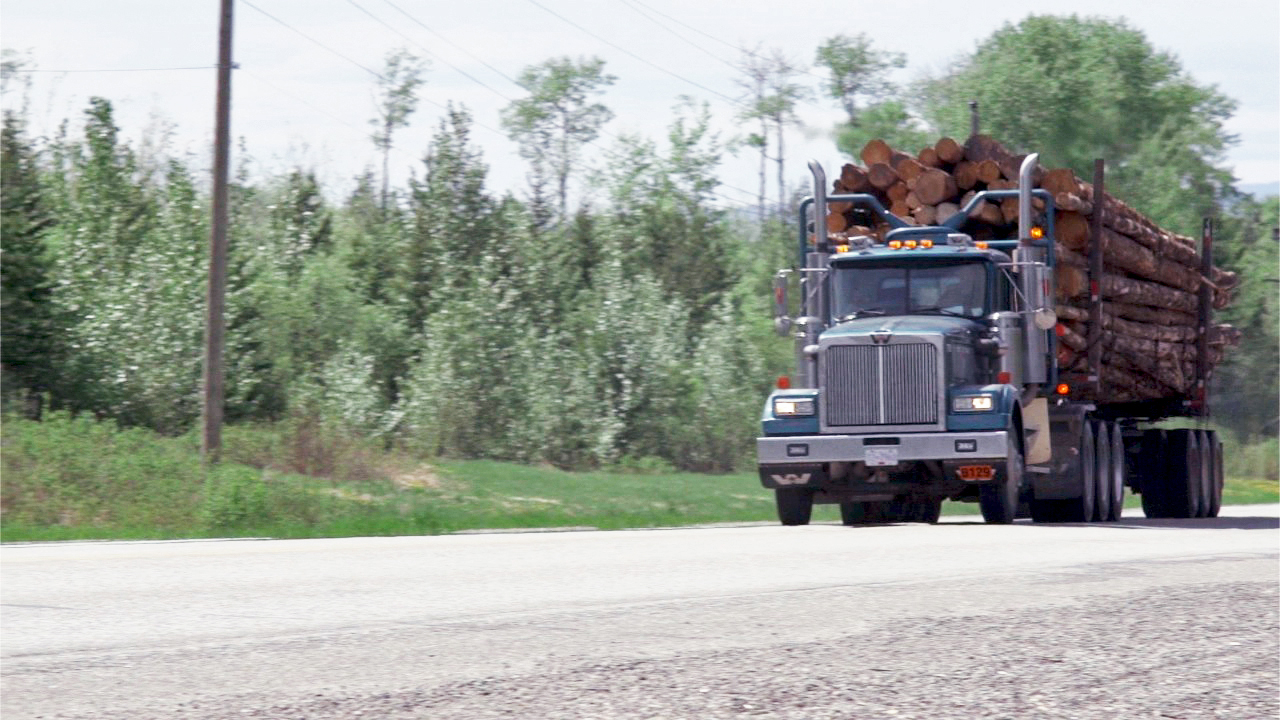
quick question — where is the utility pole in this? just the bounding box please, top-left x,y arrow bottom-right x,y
202,0 -> 233,463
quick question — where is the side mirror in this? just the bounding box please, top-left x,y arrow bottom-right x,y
1032,307 -> 1058,331
773,271 -> 792,337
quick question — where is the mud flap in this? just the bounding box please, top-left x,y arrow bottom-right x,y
759,464 -> 828,489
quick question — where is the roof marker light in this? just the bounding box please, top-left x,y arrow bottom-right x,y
904,240 -> 918,249
1056,383 -> 1070,395
975,241 -> 989,250
921,239 -> 934,249
888,240 -> 902,249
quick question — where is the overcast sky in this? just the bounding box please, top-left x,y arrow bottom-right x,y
3,0 -> 1277,209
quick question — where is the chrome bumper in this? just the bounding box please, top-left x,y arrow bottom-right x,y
757,431 -> 1008,465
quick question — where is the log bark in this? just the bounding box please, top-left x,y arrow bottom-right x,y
914,168 -> 959,206
976,159 -> 1002,185
839,164 -> 870,193
861,139 -> 893,167
936,202 -> 960,224
935,137 -> 964,164
867,163 -> 898,190
954,161 -> 979,191
917,146 -> 941,168
912,204 -> 937,226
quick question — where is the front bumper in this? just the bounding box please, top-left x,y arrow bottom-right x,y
757,430 -> 1008,465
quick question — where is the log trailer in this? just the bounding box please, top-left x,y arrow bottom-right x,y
757,155 -> 1224,525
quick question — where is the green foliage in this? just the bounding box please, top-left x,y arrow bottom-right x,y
918,15 -> 1237,222
814,33 -> 906,126
1,110 -> 63,413
370,48 -> 426,210
1212,195 -> 1279,442
501,56 -> 616,218
834,100 -> 932,160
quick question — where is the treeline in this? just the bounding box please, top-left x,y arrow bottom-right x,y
2,15 -> 1277,473
1,97 -> 793,471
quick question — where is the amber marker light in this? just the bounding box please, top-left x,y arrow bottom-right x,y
904,240 -> 918,249
1030,226 -> 1045,239
1056,383 -> 1070,395
888,240 -> 903,249
975,241 -> 989,249
920,239 -> 934,248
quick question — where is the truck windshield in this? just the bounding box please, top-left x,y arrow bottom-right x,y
831,261 -> 988,321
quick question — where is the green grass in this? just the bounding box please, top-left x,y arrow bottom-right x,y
2,413 -> 1276,542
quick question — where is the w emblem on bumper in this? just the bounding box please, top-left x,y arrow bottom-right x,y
771,473 -> 811,486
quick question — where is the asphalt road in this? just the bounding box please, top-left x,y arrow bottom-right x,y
3,505 -> 1277,719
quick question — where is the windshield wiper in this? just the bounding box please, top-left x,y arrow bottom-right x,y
837,308 -> 886,323
912,305 -> 969,318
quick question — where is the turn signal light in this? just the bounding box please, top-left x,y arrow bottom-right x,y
1056,383 -> 1070,395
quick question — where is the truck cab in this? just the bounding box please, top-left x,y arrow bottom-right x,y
757,158 -> 1055,526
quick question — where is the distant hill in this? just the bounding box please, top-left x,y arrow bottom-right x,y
1238,182 -> 1279,198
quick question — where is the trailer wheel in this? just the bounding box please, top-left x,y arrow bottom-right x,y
1139,430 -> 1170,518
979,431 -> 1022,524
1092,421 -> 1112,522
1108,422 -> 1126,521
1207,432 -> 1223,518
775,487 -> 814,526
1200,430 -> 1217,518
1161,429 -> 1201,519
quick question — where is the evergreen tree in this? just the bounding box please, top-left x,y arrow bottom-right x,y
1,110 -> 61,415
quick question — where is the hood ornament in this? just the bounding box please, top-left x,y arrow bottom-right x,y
871,329 -> 892,345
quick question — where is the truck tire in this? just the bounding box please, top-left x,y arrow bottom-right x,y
1196,430 -> 1213,518
1139,429 -> 1171,518
1207,432 -> 1223,518
912,497 -> 943,524
775,487 -> 814,526
1108,422 -> 1126,521
1061,421 -> 1096,523
1093,421 -> 1112,523
1163,429 -> 1201,519
979,431 -> 1022,524
840,501 -> 883,525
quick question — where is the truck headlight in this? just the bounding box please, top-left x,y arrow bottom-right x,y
773,398 -> 816,417
952,395 -> 995,412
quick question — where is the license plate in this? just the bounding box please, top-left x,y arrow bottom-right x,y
957,465 -> 995,481
866,447 -> 898,467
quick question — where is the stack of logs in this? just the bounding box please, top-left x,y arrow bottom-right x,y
825,134 -> 1240,405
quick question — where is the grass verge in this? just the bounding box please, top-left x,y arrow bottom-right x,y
2,414 -> 1276,542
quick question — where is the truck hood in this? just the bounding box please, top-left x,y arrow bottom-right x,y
821,314 -> 983,342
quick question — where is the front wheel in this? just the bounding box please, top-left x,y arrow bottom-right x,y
980,431 -> 1023,524
776,487 -> 814,526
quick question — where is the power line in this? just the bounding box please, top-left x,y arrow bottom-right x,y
343,0 -> 516,102
237,0 -> 510,140
8,66 -> 214,73
519,0 -> 745,109
378,0 -> 524,88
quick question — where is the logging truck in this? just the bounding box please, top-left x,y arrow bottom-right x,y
757,152 -> 1225,525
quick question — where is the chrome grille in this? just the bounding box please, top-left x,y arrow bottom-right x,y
825,343 -> 938,426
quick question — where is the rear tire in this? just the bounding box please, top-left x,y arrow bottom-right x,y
1162,429 -> 1201,519
1208,432 -> 1223,518
1197,430 -> 1213,518
776,488 -> 814,526
1093,421 -> 1112,523
1062,422 -> 1096,523
1108,422 -> 1126,521
1140,430 -> 1171,518
980,431 -> 1023,524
